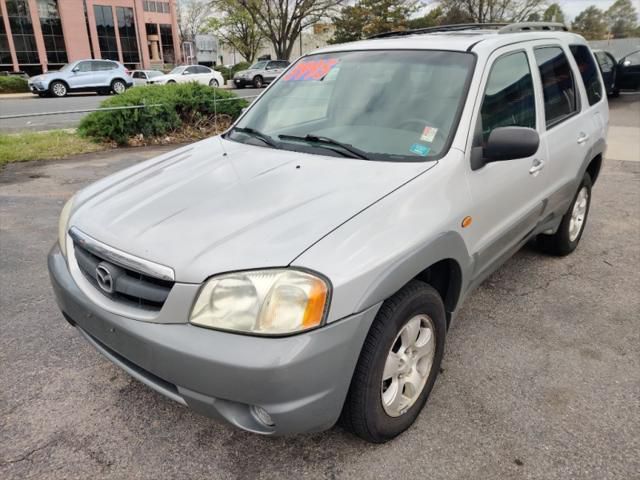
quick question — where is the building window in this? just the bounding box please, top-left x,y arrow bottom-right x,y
159,24 -> 174,64
93,5 -> 118,61
116,7 -> 139,65
1,14 -> 13,66
6,0 -> 39,65
144,2 -> 170,14
37,0 -> 67,65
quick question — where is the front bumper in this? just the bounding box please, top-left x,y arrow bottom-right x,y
48,244 -> 379,435
233,78 -> 250,87
28,82 -> 47,93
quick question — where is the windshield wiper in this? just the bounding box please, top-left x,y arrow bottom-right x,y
278,134 -> 370,160
232,127 -> 279,148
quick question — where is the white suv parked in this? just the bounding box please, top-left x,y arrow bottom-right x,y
49,23 -> 608,443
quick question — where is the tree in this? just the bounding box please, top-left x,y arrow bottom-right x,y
238,0 -> 345,60
571,6 -> 607,40
543,3 -> 565,24
439,0 -> 546,23
330,0 -> 418,43
178,0 -> 214,43
205,0 -> 264,63
606,0 -> 639,38
407,6 -> 444,29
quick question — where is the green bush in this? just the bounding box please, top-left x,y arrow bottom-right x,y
215,61 -> 251,82
0,76 -> 29,94
78,82 -> 248,145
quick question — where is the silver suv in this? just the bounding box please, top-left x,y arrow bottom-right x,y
28,60 -> 133,97
49,23 -> 608,443
233,59 -> 290,88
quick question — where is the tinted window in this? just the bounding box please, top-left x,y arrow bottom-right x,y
132,71 -> 145,79
570,45 -> 603,106
477,51 -> 536,144
535,47 -> 579,127
595,52 -> 615,73
625,51 -> 640,66
184,66 -> 197,74
196,66 -> 210,74
76,61 -> 91,72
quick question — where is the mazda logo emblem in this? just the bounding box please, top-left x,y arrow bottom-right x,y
96,263 -> 115,294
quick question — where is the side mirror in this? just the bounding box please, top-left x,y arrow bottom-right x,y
472,126 -> 539,169
72,67 -> 80,73
183,70 -> 190,75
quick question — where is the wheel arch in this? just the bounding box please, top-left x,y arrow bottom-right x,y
49,78 -> 69,89
352,231 -> 471,327
586,153 -> 603,185
110,77 -> 127,86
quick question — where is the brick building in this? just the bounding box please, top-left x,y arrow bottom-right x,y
0,0 -> 182,75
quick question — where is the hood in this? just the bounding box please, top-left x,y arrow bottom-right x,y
31,72 -> 56,82
71,137 -> 434,283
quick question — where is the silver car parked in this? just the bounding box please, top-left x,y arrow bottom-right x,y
28,60 -> 133,97
233,59 -> 290,88
49,23 -> 608,443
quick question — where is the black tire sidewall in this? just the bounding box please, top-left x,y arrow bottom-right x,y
557,173 -> 593,253
362,284 -> 446,441
253,76 -> 263,88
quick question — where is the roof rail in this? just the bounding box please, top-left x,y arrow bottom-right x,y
368,22 -> 568,40
498,22 -> 568,33
368,23 -> 507,39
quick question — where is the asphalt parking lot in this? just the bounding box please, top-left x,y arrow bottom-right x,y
0,95 -> 638,479
0,87 -> 262,133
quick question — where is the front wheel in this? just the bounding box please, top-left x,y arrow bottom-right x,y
49,81 -> 67,97
537,172 -> 592,256
341,280 -> 446,443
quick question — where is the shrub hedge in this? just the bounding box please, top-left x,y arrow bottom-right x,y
215,62 -> 251,82
78,82 -> 248,145
0,76 -> 29,94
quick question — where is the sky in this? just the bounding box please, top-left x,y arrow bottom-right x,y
418,0 -> 640,21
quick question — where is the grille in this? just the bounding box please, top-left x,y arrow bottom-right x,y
73,240 -> 174,311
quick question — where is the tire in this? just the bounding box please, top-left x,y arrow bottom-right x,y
209,78 -> 219,87
253,75 -> 263,88
537,172 -> 592,256
49,80 -> 67,97
341,280 -> 446,443
111,79 -> 126,95
167,80 -> 176,84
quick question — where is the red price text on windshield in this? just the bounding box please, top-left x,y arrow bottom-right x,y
283,58 -> 339,81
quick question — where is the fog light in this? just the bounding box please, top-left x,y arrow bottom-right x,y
251,405 -> 275,427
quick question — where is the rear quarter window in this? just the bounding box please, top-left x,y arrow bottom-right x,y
569,45 -> 603,106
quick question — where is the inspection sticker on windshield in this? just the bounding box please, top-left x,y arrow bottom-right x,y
409,143 -> 431,156
420,126 -> 438,143
284,58 -> 339,81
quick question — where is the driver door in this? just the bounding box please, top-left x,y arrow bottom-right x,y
180,66 -> 198,84
464,47 -> 549,283
67,61 -> 94,88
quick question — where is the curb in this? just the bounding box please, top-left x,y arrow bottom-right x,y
0,92 -> 33,99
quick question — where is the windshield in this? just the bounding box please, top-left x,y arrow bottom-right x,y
230,50 -> 475,161
169,66 -> 186,75
249,61 -> 268,70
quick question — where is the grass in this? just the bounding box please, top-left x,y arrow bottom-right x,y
0,130 -> 108,166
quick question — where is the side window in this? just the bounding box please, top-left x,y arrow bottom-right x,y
569,45 -> 603,106
534,46 -> 579,127
595,52 -> 614,73
624,51 -> 640,66
76,61 -> 92,72
183,66 -> 196,75
197,66 -> 211,74
476,51 -> 536,145
132,71 -> 145,79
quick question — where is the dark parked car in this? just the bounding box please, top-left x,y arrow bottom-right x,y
594,49 -> 640,96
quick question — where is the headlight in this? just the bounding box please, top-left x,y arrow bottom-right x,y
190,269 -> 329,335
58,195 -> 75,257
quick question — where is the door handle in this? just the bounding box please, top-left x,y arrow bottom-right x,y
577,132 -> 590,144
529,158 -> 545,175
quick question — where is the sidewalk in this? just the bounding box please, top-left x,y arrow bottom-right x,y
0,92 -> 33,99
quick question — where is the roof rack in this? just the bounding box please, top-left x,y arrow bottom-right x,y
369,23 -> 507,39
368,21 -> 568,40
498,22 -> 568,33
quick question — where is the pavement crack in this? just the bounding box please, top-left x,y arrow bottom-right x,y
0,439 -> 56,466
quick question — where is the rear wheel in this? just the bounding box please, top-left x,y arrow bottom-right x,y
253,75 -> 263,88
341,280 -> 446,443
49,81 -> 67,97
209,78 -> 219,87
111,79 -> 126,95
537,173 -> 592,256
